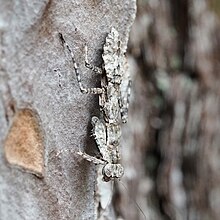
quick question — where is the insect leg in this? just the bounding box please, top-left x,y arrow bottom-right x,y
119,79 -> 131,123
84,44 -> 103,74
77,151 -> 106,165
59,33 -> 104,94
91,116 -> 111,162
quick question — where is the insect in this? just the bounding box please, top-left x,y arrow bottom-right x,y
59,28 -> 148,220
59,28 -> 131,182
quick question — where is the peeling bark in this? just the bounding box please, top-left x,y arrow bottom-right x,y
4,108 -> 44,177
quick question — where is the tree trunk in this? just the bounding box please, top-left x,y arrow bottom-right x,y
1,0 -> 220,220
0,1 -> 135,219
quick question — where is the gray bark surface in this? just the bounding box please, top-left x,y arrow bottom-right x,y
0,1 -> 136,219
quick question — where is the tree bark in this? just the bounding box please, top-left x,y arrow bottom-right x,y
0,1 -> 136,219
117,0 -> 220,220
2,0 -> 220,220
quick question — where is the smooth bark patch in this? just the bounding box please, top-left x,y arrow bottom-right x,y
4,109 -> 44,177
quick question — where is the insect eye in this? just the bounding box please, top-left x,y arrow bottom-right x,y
112,141 -> 118,146
115,164 -> 124,178
103,164 -> 112,178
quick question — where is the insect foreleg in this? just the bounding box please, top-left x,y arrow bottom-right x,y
59,33 -> 104,94
84,45 -> 103,74
77,151 -> 106,165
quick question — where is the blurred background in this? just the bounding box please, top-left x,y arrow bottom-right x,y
117,0 -> 220,219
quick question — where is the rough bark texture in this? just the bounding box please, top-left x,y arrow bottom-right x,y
0,1 -> 136,219
117,0 -> 220,220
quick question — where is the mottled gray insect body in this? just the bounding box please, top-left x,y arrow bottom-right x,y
59,28 -> 130,181
103,28 -> 124,85
102,85 -> 121,124
91,116 -> 123,182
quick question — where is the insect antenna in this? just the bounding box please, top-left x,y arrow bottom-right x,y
118,180 -> 147,220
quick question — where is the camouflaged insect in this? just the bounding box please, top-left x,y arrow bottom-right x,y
59,28 -> 131,182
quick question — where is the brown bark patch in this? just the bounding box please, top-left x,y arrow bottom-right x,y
4,109 -> 44,177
